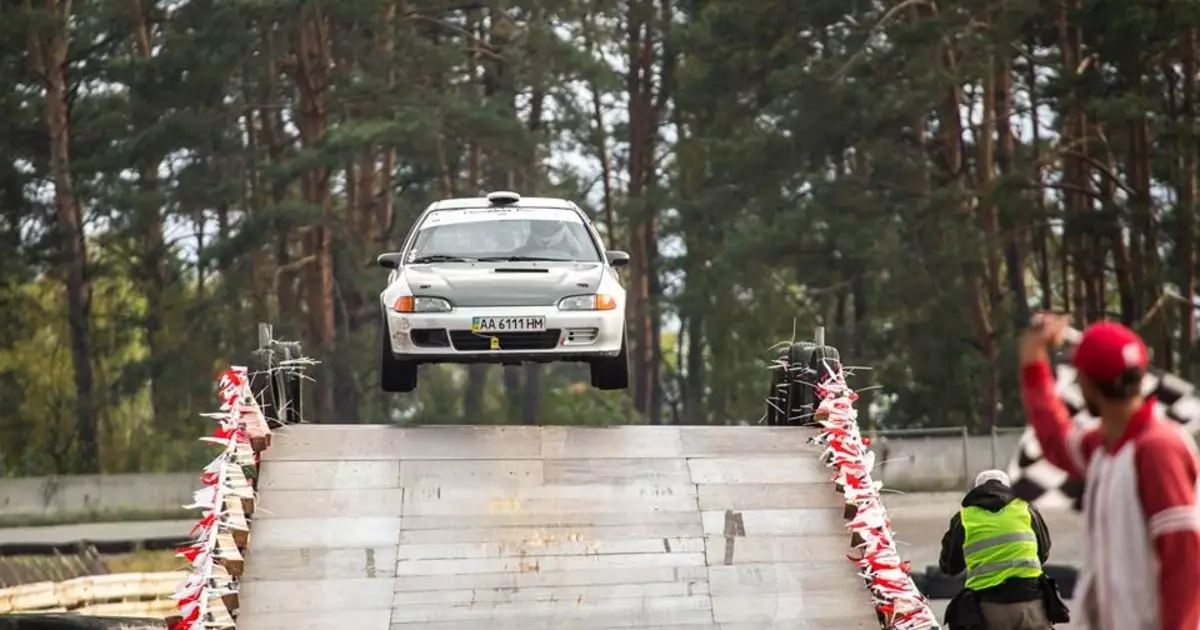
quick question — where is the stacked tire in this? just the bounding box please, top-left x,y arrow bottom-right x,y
765,342 -> 840,426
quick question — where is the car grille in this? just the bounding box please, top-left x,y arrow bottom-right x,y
449,330 -> 562,351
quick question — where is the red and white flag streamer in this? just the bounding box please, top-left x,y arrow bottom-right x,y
171,366 -> 269,630
809,365 -> 942,630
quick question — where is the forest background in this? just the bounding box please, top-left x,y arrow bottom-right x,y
2,0 -> 1197,475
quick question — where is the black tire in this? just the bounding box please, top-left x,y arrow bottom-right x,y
380,322 -> 418,393
591,335 -> 629,390
807,345 -> 841,385
783,342 -> 816,425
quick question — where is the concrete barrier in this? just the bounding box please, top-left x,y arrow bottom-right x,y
872,432 -> 1024,491
0,474 -> 196,520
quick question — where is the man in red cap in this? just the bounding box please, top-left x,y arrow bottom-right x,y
1020,314 -> 1200,630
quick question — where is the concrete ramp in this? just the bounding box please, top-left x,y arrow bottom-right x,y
237,425 -> 880,629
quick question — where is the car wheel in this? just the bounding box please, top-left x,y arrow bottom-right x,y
380,321 -> 418,393
591,335 -> 629,390
764,347 -> 791,425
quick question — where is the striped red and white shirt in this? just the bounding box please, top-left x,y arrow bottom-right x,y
1022,361 -> 1200,630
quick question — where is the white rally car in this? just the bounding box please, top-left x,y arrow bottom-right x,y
376,191 -> 630,393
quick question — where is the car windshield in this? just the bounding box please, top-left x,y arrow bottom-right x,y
407,208 -> 601,263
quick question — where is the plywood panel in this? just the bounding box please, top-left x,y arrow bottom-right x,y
399,460 -> 544,487
711,593 -> 876,624
543,458 -> 691,485
703,535 -> 852,565
390,594 -> 713,625
258,461 -> 400,490
249,517 -> 401,550
700,509 -> 847,537
396,537 -> 706,561
687,457 -> 830,484
256,488 -> 404,519
680,427 -> 822,456
394,551 -> 706,577
706,562 -> 865,596
401,495 -> 698,517
540,426 -> 683,459
398,522 -> 705,545
239,610 -> 390,630
243,547 -> 398,581
239,578 -> 395,614
393,426 -> 545,459
697,483 -> 842,511
399,510 -> 698,530
392,580 -> 708,606
393,565 -> 709,592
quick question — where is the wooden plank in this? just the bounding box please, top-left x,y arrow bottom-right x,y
242,547 -> 398,581
540,426 -> 683,459
249,517 -> 401,550
706,562 -> 866,596
700,509 -> 847,537
394,551 -> 707,577
543,458 -> 691,485
687,457 -> 829,484
403,483 -> 696,501
264,427 -> 408,461
711,593 -> 878,624
389,594 -> 713,625
390,618 -> 719,630
393,426 -> 544,459
697,484 -> 842,511
719,621 -> 879,630
680,427 -> 821,457
703,535 -> 852,565
398,522 -> 705,545
259,461 -> 400,490
393,565 -> 709,592
399,460 -> 544,487
238,610 -> 391,630
401,495 -> 698,517
391,580 -> 707,606
399,510 -> 699,530
239,578 -> 395,614
396,537 -> 706,560
256,488 -> 404,519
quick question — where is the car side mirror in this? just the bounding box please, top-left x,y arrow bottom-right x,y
377,252 -> 405,269
606,250 -> 630,268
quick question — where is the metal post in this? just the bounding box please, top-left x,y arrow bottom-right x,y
961,426 -> 971,492
990,426 -> 998,468
814,326 -> 825,346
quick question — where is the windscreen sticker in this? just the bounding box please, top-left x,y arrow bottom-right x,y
419,207 -> 583,228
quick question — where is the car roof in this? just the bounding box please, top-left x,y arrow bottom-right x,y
428,196 -> 578,211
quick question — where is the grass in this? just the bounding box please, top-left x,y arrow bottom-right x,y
103,549 -> 184,573
0,508 -> 196,529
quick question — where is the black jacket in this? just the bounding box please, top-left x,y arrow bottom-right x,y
938,480 -> 1052,603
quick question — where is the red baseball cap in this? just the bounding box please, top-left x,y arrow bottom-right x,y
1072,321 -> 1148,384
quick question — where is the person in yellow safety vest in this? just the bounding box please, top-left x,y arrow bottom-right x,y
939,469 -> 1070,629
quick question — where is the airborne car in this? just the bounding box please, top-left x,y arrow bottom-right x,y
376,191 -> 630,393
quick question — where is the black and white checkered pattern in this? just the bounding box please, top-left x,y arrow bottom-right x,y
1006,361 -> 1200,510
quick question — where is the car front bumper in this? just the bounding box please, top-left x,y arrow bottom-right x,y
385,305 -> 624,363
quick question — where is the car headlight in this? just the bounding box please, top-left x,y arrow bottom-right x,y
392,296 -> 453,313
558,294 -> 618,311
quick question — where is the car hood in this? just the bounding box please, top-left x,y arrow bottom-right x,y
403,261 -> 606,307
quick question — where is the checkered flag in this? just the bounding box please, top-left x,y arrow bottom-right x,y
1006,361 -> 1200,511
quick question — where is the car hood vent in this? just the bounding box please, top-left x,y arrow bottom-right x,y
494,268 -> 550,273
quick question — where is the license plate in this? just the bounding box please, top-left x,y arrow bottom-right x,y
471,316 -> 546,333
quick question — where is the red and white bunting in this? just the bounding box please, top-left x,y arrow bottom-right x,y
809,366 -> 942,630
171,366 -> 267,630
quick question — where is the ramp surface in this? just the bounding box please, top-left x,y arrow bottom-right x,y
238,425 -> 879,629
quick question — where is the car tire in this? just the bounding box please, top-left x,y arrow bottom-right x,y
807,344 -> 841,385
591,335 -> 629,390
765,347 -> 791,425
380,321 -> 418,393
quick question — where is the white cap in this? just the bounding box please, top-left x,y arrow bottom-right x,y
975,469 -> 1011,487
